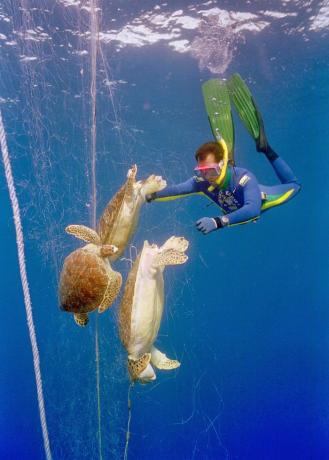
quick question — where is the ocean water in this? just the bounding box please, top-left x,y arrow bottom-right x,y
0,1 -> 328,459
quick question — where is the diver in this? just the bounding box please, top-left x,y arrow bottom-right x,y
146,74 -> 301,234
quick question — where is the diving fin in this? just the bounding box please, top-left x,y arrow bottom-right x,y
227,73 -> 269,153
202,79 -> 235,164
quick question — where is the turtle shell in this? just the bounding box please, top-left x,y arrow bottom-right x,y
118,254 -> 141,348
59,248 -> 109,314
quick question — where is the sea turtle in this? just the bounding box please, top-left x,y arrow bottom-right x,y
119,236 -> 189,383
59,225 -> 122,326
98,164 -> 166,261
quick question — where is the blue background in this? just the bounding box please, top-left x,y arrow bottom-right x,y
0,1 -> 329,459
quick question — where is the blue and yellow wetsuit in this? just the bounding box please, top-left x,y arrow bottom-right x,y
154,156 -> 301,227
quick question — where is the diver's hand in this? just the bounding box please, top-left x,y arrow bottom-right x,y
145,192 -> 156,203
196,217 -> 220,235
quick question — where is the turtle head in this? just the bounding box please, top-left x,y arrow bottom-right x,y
100,244 -> 118,258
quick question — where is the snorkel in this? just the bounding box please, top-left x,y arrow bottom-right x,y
207,130 -> 229,191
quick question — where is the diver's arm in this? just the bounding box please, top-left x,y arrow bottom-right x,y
220,174 -> 262,227
147,177 -> 201,202
196,173 -> 262,234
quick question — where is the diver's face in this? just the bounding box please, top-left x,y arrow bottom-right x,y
196,153 -> 221,183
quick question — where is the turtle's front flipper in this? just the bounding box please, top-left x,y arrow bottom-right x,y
151,346 -> 181,370
66,225 -> 101,244
98,270 -> 122,313
154,249 -> 188,267
74,313 -> 89,327
160,236 -> 189,253
127,164 -> 137,179
140,175 -> 167,201
124,164 -> 138,201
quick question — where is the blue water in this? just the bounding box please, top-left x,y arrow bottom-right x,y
1,2 -> 329,459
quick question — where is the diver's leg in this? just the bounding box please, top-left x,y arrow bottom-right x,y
260,143 -> 301,210
261,182 -> 301,211
228,74 -> 301,190
270,156 -> 299,184
261,142 -> 299,185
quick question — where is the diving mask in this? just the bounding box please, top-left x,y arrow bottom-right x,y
194,161 -> 224,180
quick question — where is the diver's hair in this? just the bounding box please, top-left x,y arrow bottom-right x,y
195,141 -> 225,162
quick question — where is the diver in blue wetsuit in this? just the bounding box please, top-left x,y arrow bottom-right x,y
146,74 -> 301,234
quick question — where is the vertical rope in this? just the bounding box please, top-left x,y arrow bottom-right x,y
95,315 -> 103,460
124,383 -> 134,460
90,0 -> 98,230
0,110 -> 52,460
123,249 -> 136,460
89,1 -> 103,459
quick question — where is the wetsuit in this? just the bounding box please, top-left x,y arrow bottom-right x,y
154,156 -> 301,227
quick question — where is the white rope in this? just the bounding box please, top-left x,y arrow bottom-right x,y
90,0 -> 98,230
124,383 -> 134,460
0,110 -> 52,460
95,316 -> 103,460
89,2 -> 103,459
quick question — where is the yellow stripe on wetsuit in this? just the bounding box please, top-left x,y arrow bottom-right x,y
155,186 -> 295,228
261,189 -> 295,211
228,189 -> 295,226
154,192 -> 204,202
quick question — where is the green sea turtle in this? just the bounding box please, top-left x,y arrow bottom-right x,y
119,236 -> 189,383
59,225 -> 122,326
98,164 -> 166,261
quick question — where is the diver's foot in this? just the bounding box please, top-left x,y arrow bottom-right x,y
255,109 -> 269,153
257,142 -> 279,162
256,137 -> 268,153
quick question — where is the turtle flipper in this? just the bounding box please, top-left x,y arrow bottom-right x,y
154,249 -> 188,267
151,346 -> 181,370
156,236 -> 189,267
66,225 -> 101,244
98,271 -> 122,313
127,353 -> 154,381
127,164 -> 137,179
124,164 -> 137,202
160,236 -> 189,253
74,313 -> 89,327
141,175 -> 167,200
